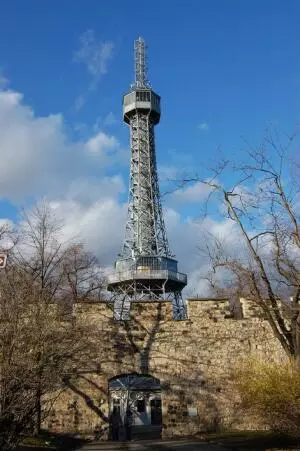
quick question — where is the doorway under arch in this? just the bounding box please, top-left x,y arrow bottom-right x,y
108,373 -> 162,439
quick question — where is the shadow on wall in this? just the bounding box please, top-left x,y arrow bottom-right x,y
55,301 -> 226,440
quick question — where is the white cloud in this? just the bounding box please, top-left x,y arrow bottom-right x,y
103,112 -> 117,126
164,209 -> 239,296
50,197 -> 127,265
0,70 -> 8,89
0,83 -> 239,298
73,29 -> 114,111
44,197 -> 238,297
86,131 -> 118,154
74,94 -> 86,112
74,30 -> 114,77
0,88 -> 125,201
158,165 -> 181,182
65,175 -> 125,206
198,121 -> 210,131
168,181 -> 214,206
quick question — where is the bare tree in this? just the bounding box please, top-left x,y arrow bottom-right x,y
0,201 -> 104,449
61,243 -> 105,304
181,129 -> 300,362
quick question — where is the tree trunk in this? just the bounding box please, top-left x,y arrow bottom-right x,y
33,384 -> 41,436
33,360 -> 42,437
295,312 -> 300,370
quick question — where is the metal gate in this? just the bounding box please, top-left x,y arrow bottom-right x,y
109,374 -> 162,432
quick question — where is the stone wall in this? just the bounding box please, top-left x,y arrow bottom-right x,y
43,298 -> 286,439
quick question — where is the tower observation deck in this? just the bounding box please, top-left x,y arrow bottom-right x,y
107,37 -> 187,320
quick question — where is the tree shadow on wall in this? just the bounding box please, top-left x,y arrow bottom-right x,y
62,302 -> 166,440
61,376 -> 109,440
122,302 -> 223,434
63,301 -> 224,439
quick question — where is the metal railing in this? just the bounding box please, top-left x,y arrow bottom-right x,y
108,268 -> 187,285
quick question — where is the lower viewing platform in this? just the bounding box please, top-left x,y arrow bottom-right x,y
107,268 -> 187,286
107,256 -> 187,293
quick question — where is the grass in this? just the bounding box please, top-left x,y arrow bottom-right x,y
17,431 -> 88,450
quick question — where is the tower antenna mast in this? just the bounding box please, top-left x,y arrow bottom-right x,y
133,37 -> 150,89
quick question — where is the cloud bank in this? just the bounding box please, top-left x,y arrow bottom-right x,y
0,84 -> 235,296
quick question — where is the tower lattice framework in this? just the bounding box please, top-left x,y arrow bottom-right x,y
107,37 -> 187,320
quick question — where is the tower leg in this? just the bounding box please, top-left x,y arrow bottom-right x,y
108,285 -> 186,321
172,291 -> 187,320
109,292 -> 131,321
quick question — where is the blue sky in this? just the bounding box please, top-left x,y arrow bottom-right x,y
0,0 -> 299,294
2,0 -> 299,150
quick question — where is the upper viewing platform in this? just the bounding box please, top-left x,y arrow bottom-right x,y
123,89 -> 161,124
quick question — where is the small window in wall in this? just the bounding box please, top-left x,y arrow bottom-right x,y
152,94 -> 160,106
136,399 -> 146,413
113,398 -> 121,415
150,398 -> 162,425
136,91 -> 150,102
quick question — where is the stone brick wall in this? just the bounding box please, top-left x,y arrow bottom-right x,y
42,298 -> 286,439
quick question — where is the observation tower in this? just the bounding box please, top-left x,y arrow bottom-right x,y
107,37 -> 187,320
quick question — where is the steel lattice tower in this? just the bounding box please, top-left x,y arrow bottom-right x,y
107,37 -> 187,320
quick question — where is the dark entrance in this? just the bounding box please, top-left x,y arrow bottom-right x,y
109,373 -> 162,440
150,398 -> 162,425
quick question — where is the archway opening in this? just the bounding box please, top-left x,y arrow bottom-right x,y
108,373 -> 162,439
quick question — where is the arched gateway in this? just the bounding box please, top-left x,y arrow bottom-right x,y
109,374 -> 162,438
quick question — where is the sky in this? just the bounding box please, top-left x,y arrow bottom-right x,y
0,0 -> 299,295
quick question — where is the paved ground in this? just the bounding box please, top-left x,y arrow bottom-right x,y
78,440 -> 228,451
